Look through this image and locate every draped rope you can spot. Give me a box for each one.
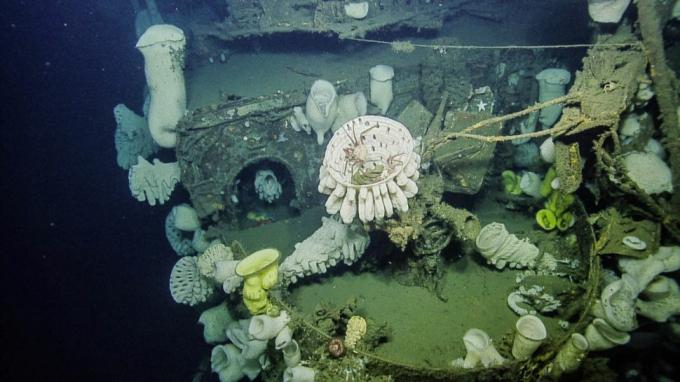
[343,37,642,50]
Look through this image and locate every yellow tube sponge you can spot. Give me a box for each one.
[502,170,522,195]
[235,248,280,315]
[536,209,557,231]
[539,190,575,231]
[557,211,575,232]
[539,167,557,197]
[545,191,575,217]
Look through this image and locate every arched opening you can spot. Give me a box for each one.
[232,158,299,228]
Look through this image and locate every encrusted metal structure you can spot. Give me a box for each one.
[189,0,502,43]
[175,64,421,226]
[176,90,321,223]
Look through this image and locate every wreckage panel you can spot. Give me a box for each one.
[191,0,482,42]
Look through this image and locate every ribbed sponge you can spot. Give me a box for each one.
[170,256,214,306]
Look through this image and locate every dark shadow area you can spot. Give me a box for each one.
[234,158,298,229]
[226,31,347,53]
[365,25,440,42]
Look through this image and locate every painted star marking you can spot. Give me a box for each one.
[476,100,487,112]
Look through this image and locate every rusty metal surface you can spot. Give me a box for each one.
[432,111,500,194]
[190,0,478,42]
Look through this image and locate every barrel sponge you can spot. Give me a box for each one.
[170,256,215,306]
[623,151,673,195]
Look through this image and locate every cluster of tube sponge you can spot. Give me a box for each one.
[451,317,545,369]
[451,314,586,377]
[201,305,316,382]
[294,65,394,146]
[585,246,680,351]
[299,79,370,145]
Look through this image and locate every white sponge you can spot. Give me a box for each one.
[170,256,215,306]
[623,151,673,195]
[113,104,158,170]
[588,0,631,23]
[128,157,180,206]
[172,203,200,231]
[198,303,233,344]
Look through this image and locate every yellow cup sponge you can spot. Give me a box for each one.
[545,191,575,217]
[236,248,280,315]
[536,209,557,231]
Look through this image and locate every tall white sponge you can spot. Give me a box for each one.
[211,344,247,382]
[332,92,368,132]
[306,79,338,145]
[584,317,630,351]
[636,276,680,323]
[535,68,571,128]
[279,217,370,286]
[512,315,547,360]
[369,65,394,115]
[136,24,187,148]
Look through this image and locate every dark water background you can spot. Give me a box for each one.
[1,1,204,380]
